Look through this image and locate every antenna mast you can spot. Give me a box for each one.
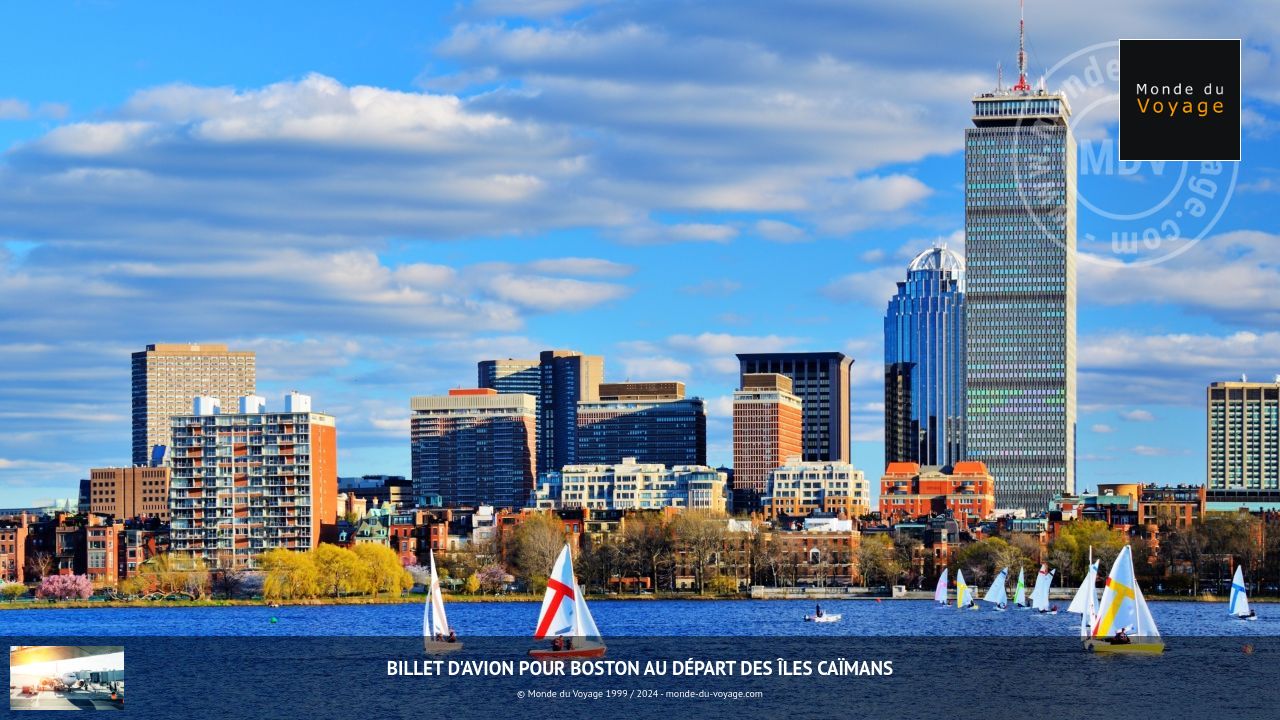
[1013,0,1031,92]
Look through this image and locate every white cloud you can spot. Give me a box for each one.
[754,219,806,243]
[619,356,692,380]
[1121,409,1155,422]
[1091,424,1114,433]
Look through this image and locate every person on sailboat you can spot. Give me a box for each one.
[815,603,823,618]
[551,636,563,651]
[1112,628,1130,645]
[448,629,457,643]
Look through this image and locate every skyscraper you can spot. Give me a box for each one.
[168,392,337,569]
[131,343,256,466]
[575,382,707,467]
[478,358,542,397]
[538,350,604,474]
[963,10,1077,512]
[737,352,852,463]
[884,246,967,467]
[1206,378,1280,510]
[732,373,803,511]
[410,389,537,508]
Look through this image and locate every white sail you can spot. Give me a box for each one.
[1013,567,1027,607]
[956,569,972,608]
[1091,545,1160,640]
[1030,564,1055,611]
[1229,565,1251,618]
[934,568,949,604]
[427,551,450,637]
[573,573,601,639]
[983,567,1009,605]
[1067,560,1099,638]
[1067,560,1099,615]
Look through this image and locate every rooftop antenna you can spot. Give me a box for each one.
[997,61,1004,92]
[1013,0,1031,92]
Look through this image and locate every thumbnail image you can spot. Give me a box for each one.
[9,646,124,711]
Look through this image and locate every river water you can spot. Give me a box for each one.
[3,598,1274,636]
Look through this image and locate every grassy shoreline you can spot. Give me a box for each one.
[0,592,1269,610]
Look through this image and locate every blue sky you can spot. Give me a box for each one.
[2,0,1279,508]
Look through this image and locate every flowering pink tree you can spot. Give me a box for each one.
[477,564,508,595]
[37,574,93,601]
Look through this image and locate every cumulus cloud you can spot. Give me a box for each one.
[1121,409,1156,422]
[1091,424,1114,433]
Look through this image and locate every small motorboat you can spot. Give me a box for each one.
[804,613,842,623]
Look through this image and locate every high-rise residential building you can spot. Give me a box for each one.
[732,373,803,511]
[537,458,728,512]
[168,392,338,569]
[1207,379,1280,510]
[478,358,542,397]
[963,14,1077,512]
[884,246,967,467]
[737,352,853,463]
[88,467,172,521]
[410,389,537,509]
[878,461,995,524]
[575,381,706,468]
[132,343,256,466]
[765,459,869,520]
[538,350,604,474]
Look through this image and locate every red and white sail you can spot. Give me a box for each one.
[534,544,595,639]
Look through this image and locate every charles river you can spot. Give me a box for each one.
[4,599,1277,636]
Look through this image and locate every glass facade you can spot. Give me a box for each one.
[964,91,1077,513]
[884,247,967,467]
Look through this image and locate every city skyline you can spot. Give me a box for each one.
[3,1,1280,507]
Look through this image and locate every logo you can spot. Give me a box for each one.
[1012,41,1238,267]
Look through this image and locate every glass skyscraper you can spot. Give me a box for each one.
[964,83,1077,513]
[884,246,967,467]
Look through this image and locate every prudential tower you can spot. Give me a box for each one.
[963,1,1077,512]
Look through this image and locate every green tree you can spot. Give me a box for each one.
[707,574,740,595]
[0,582,26,601]
[955,537,1027,589]
[857,534,901,587]
[1047,520,1125,587]
[620,514,672,592]
[353,543,411,595]
[133,553,211,598]
[260,548,319,600]
[312,544,369,597]
[464,572,481,594]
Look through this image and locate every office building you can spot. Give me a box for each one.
[765,459,869,520]
[878,461,995,523]
[478,358,542,397]
[964,14,1077,512]
[737,352,853,463]
[88,467,172,521]
[884,245,967,466]
[1207,379,1280,510]
[168,392,338,569]
[538,350,604,475]
[732,373,803,510]
[410,389,537,509]
[131,343,256,465]
[542,458,728,512]
[576,382,706,467]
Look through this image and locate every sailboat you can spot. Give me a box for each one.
[1229,565,1257,621]
[1066,559,1100,638]
[934,568,950,607]
[1085,545,1164,654]
[530,543,606,660]
[1031,564,1057,614]
[955,569,977,610]
[423,551,462,654]
[1013,567,1029,609]
[983,567,1009,610]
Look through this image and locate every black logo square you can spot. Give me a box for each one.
[1120,39,1240,161]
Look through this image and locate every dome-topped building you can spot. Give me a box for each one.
[884,244,967,468]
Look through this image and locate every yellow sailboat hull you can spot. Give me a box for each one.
[1084,639,1164,655]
